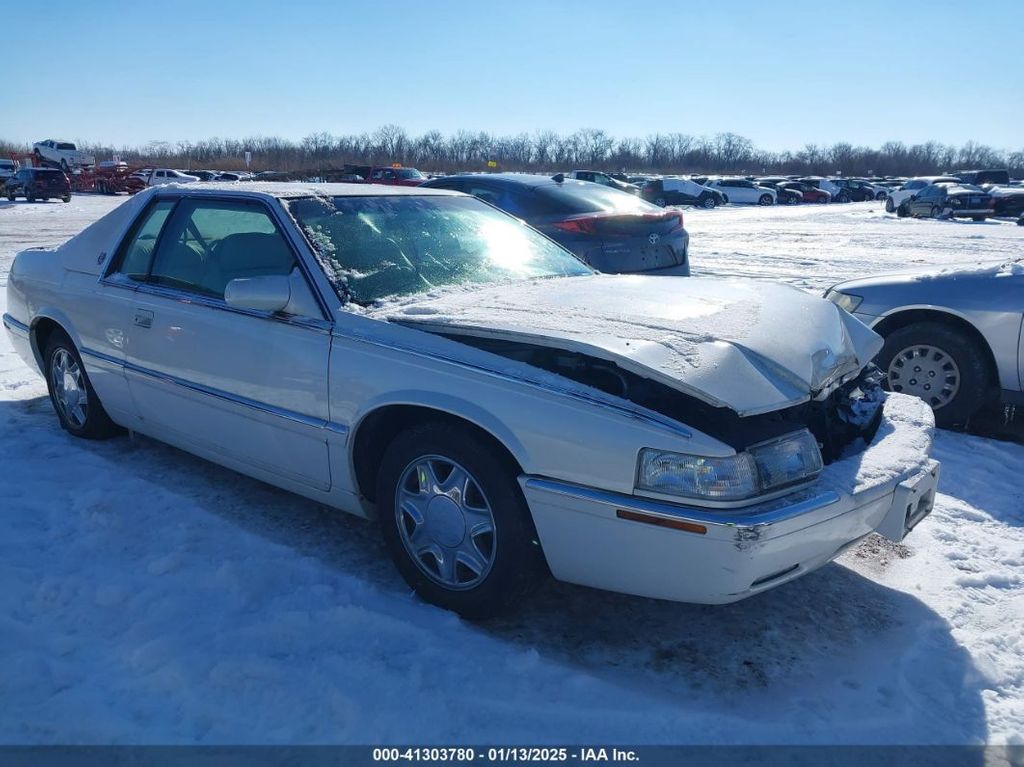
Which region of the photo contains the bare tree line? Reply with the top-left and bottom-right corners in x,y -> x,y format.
3,127 -> 1022,177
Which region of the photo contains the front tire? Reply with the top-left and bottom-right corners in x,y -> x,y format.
885,198 -> 896,212
897,204 -> 909,218
837,192 -> 850,203
877,322 -> 990,429
377,421 -> 547,618
44,331 -> 119,439
62,194 -> 71,203
654,196 -> 667,207
700,195 -> 716,209
758,194 -> 773,206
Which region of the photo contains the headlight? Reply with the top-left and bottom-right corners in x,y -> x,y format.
825,289 -> 863,313
636,430 -> 823,503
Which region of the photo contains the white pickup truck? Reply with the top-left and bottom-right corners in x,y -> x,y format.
32,140 -> 95,171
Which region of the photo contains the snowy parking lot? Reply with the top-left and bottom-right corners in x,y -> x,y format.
1,195 -> 1023,745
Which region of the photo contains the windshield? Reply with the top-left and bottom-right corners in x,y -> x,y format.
396,168 -> 424,179
288,194 -> 592,305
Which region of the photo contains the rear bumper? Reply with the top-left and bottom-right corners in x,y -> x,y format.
521,393 -> 938,604
583,230 -> 690,274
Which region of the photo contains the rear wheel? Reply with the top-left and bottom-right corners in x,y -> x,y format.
376,421 -> 547,618
62,194 -> 71,203
878,322 -> 990,429
654,196 -> 667,207
837,192 -> 850,203
758,194 -> 773,206
6,191 -> 14,201
25,191 -> 34,202
44,330 -> 120,439
816,195 -> 828,204
885,197 -> 896,213
897,204 -> 909,218
930,205 -> 942,219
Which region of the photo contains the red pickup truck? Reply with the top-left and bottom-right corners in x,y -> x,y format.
342,165 -> 426,186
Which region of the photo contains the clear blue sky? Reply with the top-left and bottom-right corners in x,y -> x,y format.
5,0 -> 1021,151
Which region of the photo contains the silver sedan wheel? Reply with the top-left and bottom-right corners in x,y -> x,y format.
395,455 -> 497,590
50,348 -> 88,427
887,344 -> 960,409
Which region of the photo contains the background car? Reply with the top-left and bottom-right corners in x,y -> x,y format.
705,177 -> 776,205
989,187 -> 1024,218
422,173 -> 689,274
146,169 -> 200,186
5,167 -> 71,202
0,158 -> 19,182
565,170 -> 640,195
188,170 -> 221,181
641,177 -> 726,208
798,176 -> 844,201
885,176 -> 961,212
831,178 -> 882,202
827,260 -> 1024,428
897,183 -> 993,221
779,180 -> 830,204
754,179 -> 802,205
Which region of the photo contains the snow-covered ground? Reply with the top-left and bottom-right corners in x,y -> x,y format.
1,195 -> 1022,745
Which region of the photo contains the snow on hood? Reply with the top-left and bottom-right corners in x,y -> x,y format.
372,275 -> 882,416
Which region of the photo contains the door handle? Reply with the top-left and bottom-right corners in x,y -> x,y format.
134,309 -> 153,329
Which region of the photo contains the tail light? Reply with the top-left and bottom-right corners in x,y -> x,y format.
551,210 -> 684,235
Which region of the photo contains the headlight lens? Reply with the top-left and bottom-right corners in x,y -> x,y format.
636,430 -> 823,503
825,289 -> 863,313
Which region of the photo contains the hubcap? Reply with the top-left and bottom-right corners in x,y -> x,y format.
50,348 -> 87,427
887,344 -> 960,409
395,456 -> 496,590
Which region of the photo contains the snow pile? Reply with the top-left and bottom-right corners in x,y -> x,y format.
823,392 -> 934,495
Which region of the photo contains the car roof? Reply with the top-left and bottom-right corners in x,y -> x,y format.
144,181 -> 462,200
427,172 -> 588,189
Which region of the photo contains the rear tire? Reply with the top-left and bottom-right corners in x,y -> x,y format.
885,198 -> 896,213
62,195 -> 71,203
654,196 -> 667,207
25,192 -> 34,202
837,192 -> 850,203
43,330 -> 120,440
897,204 -> 909,218
376,421 -> 547,619
877,322 -> 990,429
930,205 -> 942,219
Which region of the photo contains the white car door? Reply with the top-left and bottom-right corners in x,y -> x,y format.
74,199 -> 180,424
120,195 -> 333,491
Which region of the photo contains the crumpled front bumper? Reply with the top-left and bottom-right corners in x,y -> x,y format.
520,393 -> 939,604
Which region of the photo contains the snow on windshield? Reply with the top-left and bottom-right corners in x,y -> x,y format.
287,194 -> 591,305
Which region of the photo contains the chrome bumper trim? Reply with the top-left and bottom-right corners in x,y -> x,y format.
2,313 -> 30,334
522,476 -> 841,532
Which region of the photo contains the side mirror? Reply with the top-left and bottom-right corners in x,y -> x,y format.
225,275 -> 291,313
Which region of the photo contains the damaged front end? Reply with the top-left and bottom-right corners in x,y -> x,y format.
443,333 -> 886,468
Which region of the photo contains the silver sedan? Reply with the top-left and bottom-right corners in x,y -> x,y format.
827,260 -> 1024,428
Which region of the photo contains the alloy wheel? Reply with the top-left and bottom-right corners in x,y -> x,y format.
395,455 -> 497,590
50,348 -> 88,427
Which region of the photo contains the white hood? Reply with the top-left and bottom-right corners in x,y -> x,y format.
373,275 -> 883,416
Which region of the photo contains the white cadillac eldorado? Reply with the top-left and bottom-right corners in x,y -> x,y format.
2,183 -> 940,617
